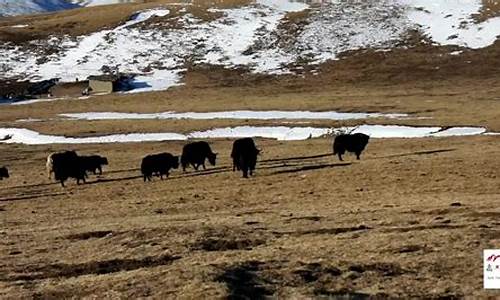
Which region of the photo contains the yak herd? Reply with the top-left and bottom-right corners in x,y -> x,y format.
0,133 -> 370,187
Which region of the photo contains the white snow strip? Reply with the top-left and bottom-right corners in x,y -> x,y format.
15,118 -> 43,123
7,97 -> 66,106
72,0 -> 137,7
430,126 -> 486,137
0,128 -> 186,145
190,126 -> 329,141
345,124 -> 488,138
0,125 -> 490,145
346,124 -> 441,138
60,110 -> 409,121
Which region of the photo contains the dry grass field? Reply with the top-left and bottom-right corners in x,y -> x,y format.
1,68 -> 500,298
1,1 -> 500,297
1,135 -> 499,299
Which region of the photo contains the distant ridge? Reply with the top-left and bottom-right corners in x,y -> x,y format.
0,0 -> 79,17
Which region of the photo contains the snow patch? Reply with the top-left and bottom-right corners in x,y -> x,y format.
0,128 -> 186,145
60,110 -> 409,121
403,0 -> 500,49
190,126 -> 328,141
0,125 -> 490,145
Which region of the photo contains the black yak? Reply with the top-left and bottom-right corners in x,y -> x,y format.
80,155 -> 108,176
141,152 -> 179,182
0,166 -> 9,180
49,151 -> 86,187
181,141 -> 217,172
333,133 -> 370,161
231,137 -> 260,178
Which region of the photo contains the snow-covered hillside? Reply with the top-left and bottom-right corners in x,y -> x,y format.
0,0 -> 139,17
0,0 -> 78,17
1,0 -> 499,93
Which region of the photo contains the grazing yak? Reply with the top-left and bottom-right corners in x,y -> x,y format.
80,155 -> 108,176
181,141 -> 217,172
0,166 -> 9,180
231,137 -> 260,178
333,133 -> 370,161
49,151 -> 86,187
141,152 -> 179,182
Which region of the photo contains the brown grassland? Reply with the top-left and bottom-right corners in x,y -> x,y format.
1,2 -> 500,299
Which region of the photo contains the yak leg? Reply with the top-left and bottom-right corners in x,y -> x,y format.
193,163 -> 199,171
98,166 -> 102,174
60,179 -> 65,187
77,176 -> 86,185
356,152 -> 361,160
337,153 -> 343,161
202,162 -> 206,170
241,160 -> 249,178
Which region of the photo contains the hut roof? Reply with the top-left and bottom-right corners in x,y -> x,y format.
87,74 -> 120,82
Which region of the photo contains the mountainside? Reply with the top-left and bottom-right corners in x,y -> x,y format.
0,0 -> 139,16
0,0 -> 78,17
0,0 -> 499,93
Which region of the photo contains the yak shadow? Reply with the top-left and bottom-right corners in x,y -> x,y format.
0,192 -> 67,202
0,152 -> 342,192
376,148 -> 456,159
104,167 -> 139,175
381,224 -> 465,233
85,175 -> 143,185
272,162 -> 351,175
273,225 -> 371,237
260,153 -> 332,164
0,181 -> 61,191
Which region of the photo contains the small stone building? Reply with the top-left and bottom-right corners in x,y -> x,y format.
87,75 -> 120,94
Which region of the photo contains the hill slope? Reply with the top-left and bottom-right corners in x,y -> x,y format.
0,0 -> 499,93
0,0 -> 78,17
